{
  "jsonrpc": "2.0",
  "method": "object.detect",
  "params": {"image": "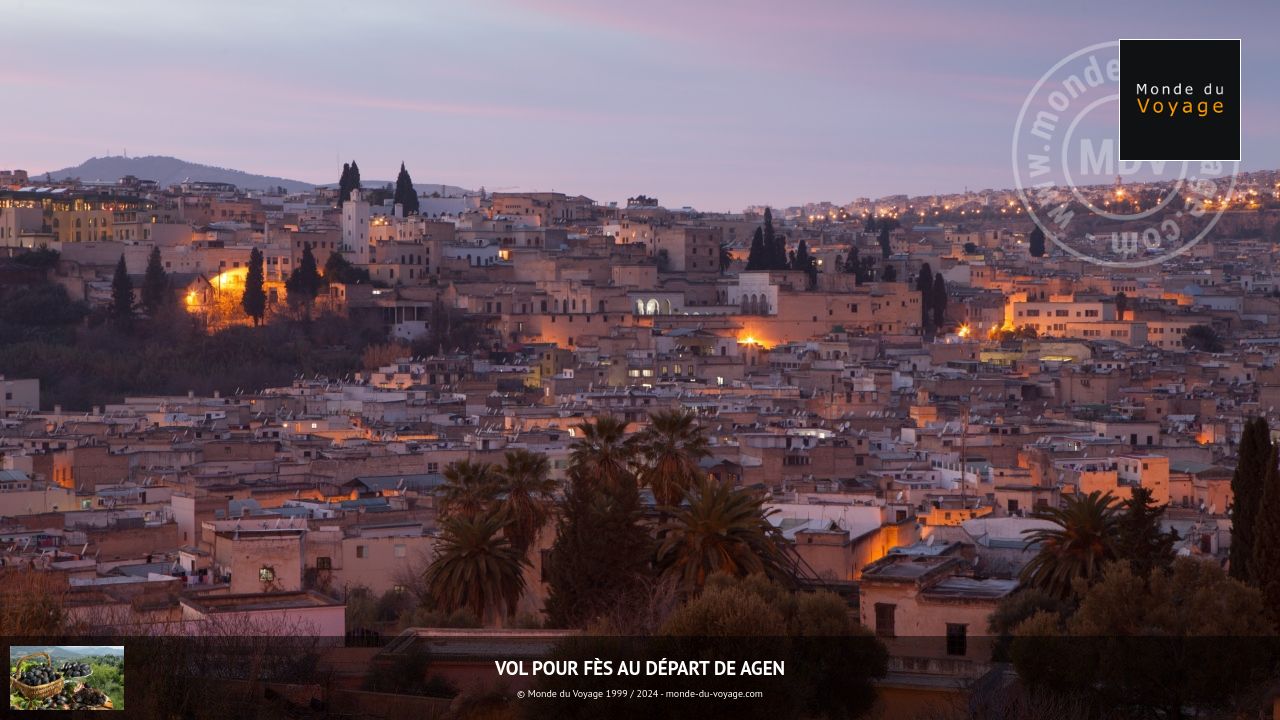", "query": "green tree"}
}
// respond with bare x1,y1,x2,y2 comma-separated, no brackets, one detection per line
141,246,169,314
1115,291,1128,317
1020,491,1120,599
963,241,978,254
285,242,323,306
323,250,371,285
567,416,637,496
109,254,133,322
635,409,709,508
931,273,948,328
393,162,420,215
1029,225,1046,257
438,460,500,520
241,247,266,326
495,449,557,554
878,224,891,259
543,471,653,628
656,478,789,593
881,263,897,282
1114,486,1177,578
424,510,527,622
1252,443,1280,617
745,227,766,271
1231,416,1271,582
338,160,362,203
1011,560,1276,719
1183,324,1224,352
916,263,934,329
